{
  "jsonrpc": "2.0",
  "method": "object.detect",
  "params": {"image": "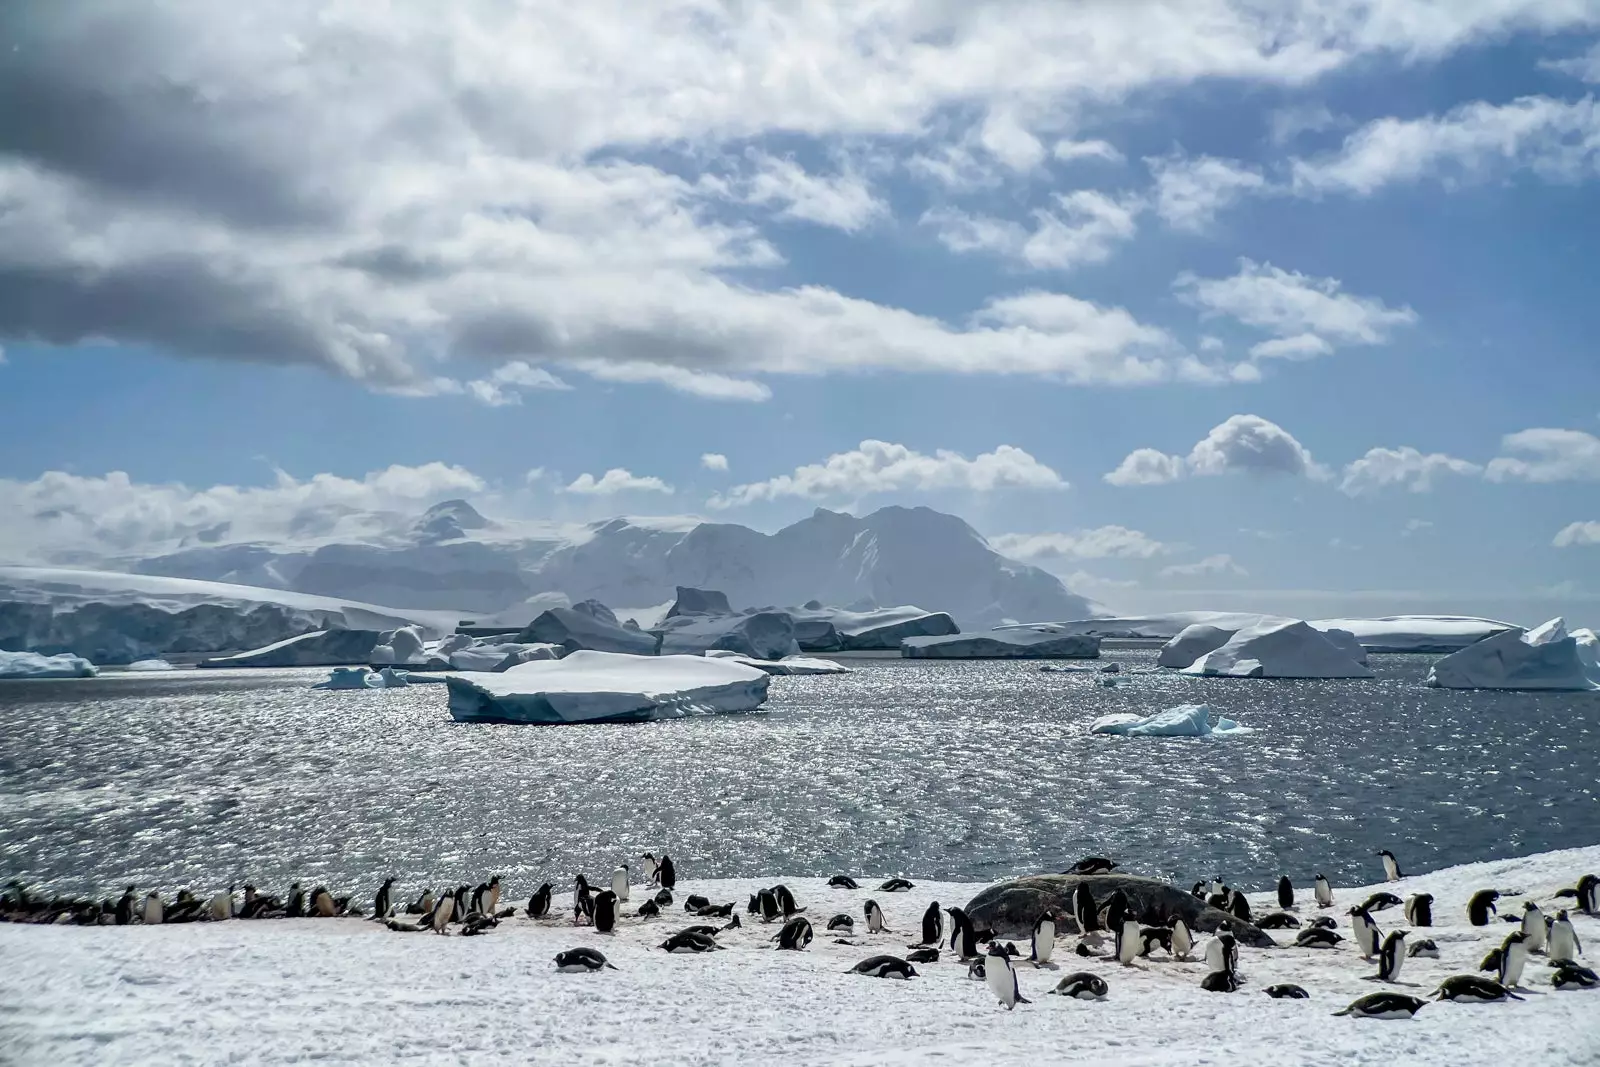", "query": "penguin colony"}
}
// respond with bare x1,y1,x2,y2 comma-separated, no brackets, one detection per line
4,850,1596,1019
